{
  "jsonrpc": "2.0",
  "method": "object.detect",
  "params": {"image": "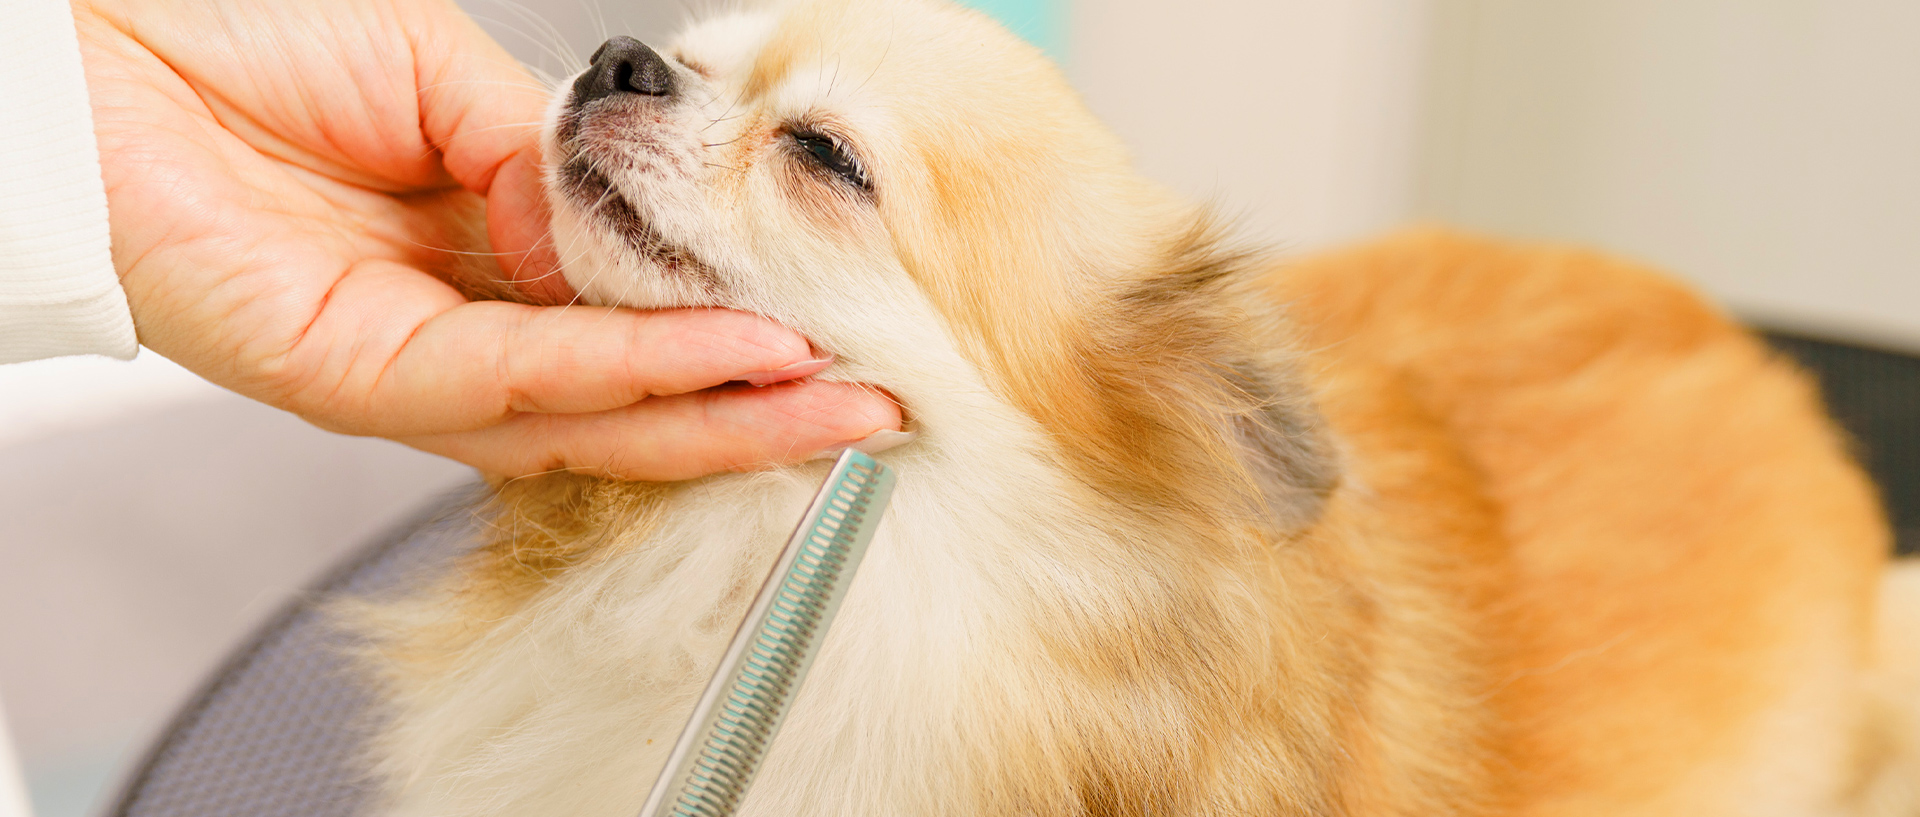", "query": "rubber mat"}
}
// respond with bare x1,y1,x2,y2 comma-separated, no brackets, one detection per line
1765,332,1920,555
102,487,486,817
